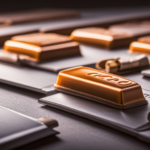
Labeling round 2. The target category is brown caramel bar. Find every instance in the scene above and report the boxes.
[70,27,132,49]
[54,66,147,109]
[70,21,150,49]
[3,33,81,62]
[129,36,150,54]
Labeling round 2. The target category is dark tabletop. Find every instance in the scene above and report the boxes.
[1,8,150,150]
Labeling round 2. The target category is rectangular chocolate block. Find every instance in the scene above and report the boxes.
[70,21,150,49]
[54,66,147,109]
[129,36,150,54]
[3,33,81,62]
[70,27,132,49]
[0,9,80,25]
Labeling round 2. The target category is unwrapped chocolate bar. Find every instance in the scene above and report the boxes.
[70,21,150,49]
[129,36,150,54]
[54,66,147,109]
[3,33,81,62]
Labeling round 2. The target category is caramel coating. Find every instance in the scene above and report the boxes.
[55,66,145,106]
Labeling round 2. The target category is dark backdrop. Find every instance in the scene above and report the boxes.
[0,0,150,13]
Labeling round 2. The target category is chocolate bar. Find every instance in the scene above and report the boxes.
[70,21,150,49]
[54,66,147,109]
[3,33,81,62]
[0,9,80,25]
[129,35,150,54]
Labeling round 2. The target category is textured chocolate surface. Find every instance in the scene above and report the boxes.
[11,33,71,46]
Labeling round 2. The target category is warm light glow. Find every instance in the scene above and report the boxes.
[131,42,150,50]
[73,31,113,41]
[59,72,122,92]
[5,40,41,52]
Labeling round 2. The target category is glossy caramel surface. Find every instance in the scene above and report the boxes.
[55,66,145,105]
[129,41,150,54]
[4,40,41,59]
[70,27,131,49]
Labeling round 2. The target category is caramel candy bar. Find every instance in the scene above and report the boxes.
[70,21,150,49]
[129,36,150,54]
[0,9,80,25]
[70,27,132,49]
[3,33,81,62]
[54,66,147,109]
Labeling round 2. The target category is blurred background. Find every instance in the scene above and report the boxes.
[0,0,150,13]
